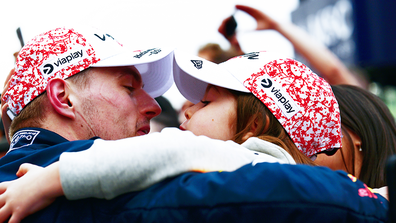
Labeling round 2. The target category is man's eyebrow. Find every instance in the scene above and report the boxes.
[119,67,143,85]
[128,67,142,82]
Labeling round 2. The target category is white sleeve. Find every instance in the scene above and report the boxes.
[59,128,274,200]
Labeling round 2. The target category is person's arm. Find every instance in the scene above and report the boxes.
[233,5,364,87]
[60,128,275,200]
[0,163,62,223]
[0,128,277,222]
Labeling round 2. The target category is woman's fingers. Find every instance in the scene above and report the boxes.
[16,163,43,178]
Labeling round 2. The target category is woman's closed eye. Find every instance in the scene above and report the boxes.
[200,100,210,106]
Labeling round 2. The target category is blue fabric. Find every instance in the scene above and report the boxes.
[0,128,389,222]
[113,163,389,222]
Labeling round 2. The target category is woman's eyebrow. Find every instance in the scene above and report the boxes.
[207,85,221,94]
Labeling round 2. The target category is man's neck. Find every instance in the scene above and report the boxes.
[41,114,93,141]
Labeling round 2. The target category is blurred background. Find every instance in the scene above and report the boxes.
[293,0,396,115]
[1,0,395,112]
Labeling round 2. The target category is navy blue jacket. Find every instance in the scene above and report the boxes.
[0,128,389,222]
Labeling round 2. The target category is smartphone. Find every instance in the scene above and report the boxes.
[16,27,25,47]
[386,155,396,222]
[224,15,237,37]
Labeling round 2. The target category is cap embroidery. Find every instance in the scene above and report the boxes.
[133,48,162,58]
[94,33,115,41]
[191,60,203,69]
[241,52,259,60]
[9,130,40,151]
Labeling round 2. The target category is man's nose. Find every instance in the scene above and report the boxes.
[138,90,162,119]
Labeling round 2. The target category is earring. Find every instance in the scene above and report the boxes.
[359,147,362,152]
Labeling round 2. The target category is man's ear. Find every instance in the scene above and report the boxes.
[46,78,75,119]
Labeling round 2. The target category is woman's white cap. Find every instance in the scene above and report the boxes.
[173,49,342,157]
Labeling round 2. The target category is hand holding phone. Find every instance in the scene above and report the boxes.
[224,15,237,37]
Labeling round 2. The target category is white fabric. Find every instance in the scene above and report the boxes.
[173,49,284,103]
[60,128,295,200]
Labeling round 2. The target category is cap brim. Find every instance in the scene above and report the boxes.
[92,47,174,98]
[173,50,249,104]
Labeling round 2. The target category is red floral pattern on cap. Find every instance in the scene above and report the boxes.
[244,58,341,156]
[3,27,100,116]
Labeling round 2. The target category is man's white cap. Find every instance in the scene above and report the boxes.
[3,26,174,117]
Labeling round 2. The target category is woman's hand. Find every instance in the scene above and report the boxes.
[235,5,278,31]
[218,15,240,45]
[0,162,63,223]
[217,13,244,56]
[217,4,280,56]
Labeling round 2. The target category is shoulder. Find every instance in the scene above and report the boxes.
[114,162,389,222]
[242,137,296,164]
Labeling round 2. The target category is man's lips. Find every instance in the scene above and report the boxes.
[137,126,150,136]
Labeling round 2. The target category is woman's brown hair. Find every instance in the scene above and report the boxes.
[230,91,314,165]
[332,85,396,188]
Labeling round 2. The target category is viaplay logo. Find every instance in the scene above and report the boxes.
[42,64,54,75]
[261,78,272,88]
[258,74,301,119]
[39,47,89,80]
